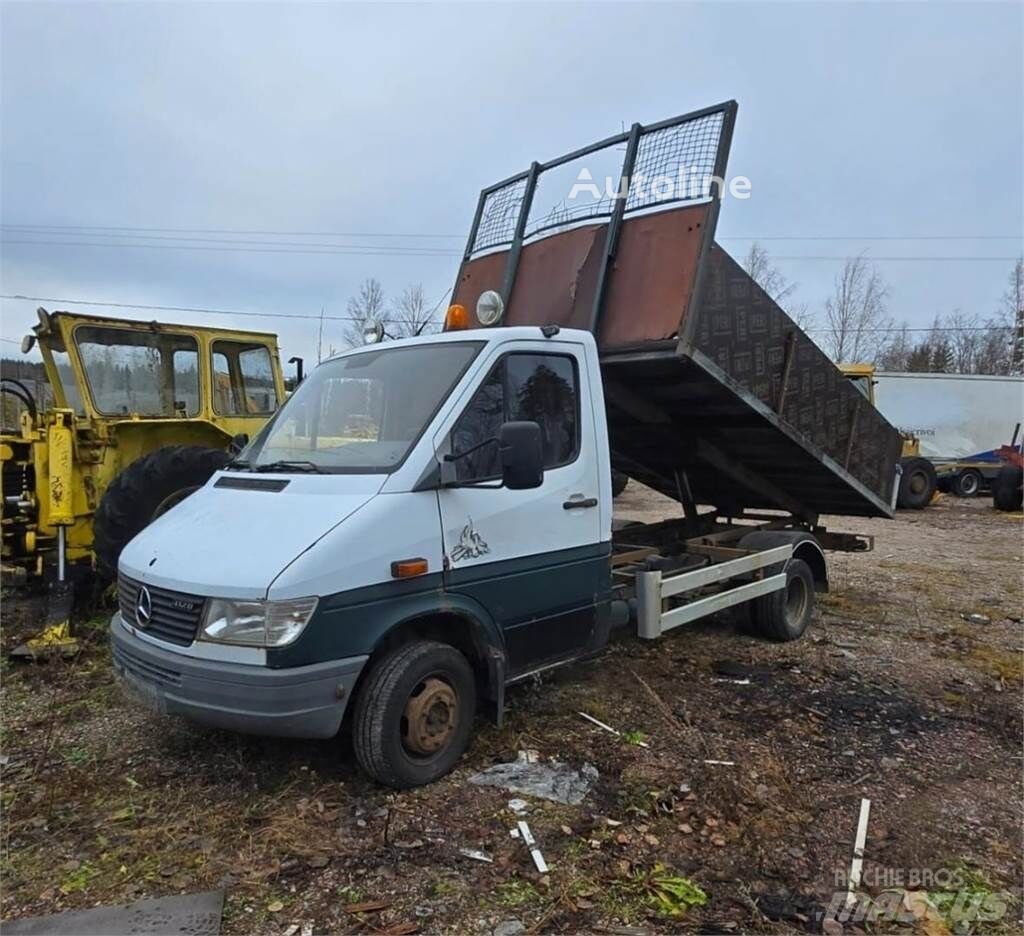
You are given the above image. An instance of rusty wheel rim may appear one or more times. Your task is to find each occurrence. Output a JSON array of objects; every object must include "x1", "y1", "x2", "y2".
[{"x1": 402, "y1": 677, "x2": 458, "y2": 756}]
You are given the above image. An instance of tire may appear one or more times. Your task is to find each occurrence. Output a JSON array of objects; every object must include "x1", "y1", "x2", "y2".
[
  {"x1": 352, "y1": 639, "x2": 476, "y2": 789},
  {"x1": 992, "y1": 465, "x2": 1024, "y2": 512},
  {"x1": 93, "y1": 445, "x2": 229, "y2": 578},
  {"x1": 897, "y1": 457, "x2": 936, "y2": 510},
  {"x1": 611, "y1": 470, "x2": 629, "y2": 498},
  {"x1": 952, "y1": 469, "x2": 982, "y2": 498},
  {"x1": 749, "y1": 558, "x2": 815, "y2": 642}
]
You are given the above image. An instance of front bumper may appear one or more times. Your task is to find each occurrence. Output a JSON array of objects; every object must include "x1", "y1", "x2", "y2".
[{"x1": 110, "y1": 615, "x2": 367, "y2": 739}]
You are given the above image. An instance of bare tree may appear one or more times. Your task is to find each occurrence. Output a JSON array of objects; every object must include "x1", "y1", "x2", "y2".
[
  {"x1": 742, "y1": 242, "x2": 816, "y2": 332},
  {"x1": 342, "y1": 277, "x2": 387, "y2": 348},
  {"x1": 389, "y1": 284, "x2": 440, "y2": 339},
  {"x1": 870, "y1": 306, "x2": 1016, "y2": 375},
  {"x1": 1001, "y1": 256, "x2": 1023, "y2": 373},
  {"x1": 821, "y1": 254, "x2": 891, "y2": 363},
  {"x1": 743, "y1": 242, "x2": 797, "y2": 304}
]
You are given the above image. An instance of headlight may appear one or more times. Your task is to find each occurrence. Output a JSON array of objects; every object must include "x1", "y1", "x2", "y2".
[{"x1": 201, "y1": 597, "x2": 318, "y2": 647}]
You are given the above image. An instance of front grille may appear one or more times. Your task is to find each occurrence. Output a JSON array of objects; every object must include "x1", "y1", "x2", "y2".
[
  {"x1": 113, "y1": 642, "x2": 182, "y2": 687},
  {"x1": 118, "y1": 575, "x2": 205, "y2": 646}
]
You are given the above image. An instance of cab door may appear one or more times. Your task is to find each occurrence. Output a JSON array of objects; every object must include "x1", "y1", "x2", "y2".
[{"x1": 436, "y1": 340, "x2": 606, "y2": 675}]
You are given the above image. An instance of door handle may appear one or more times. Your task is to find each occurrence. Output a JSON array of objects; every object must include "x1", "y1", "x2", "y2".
[{"x1": 563, "y1": 497, "x2": 598, "y2": 510}]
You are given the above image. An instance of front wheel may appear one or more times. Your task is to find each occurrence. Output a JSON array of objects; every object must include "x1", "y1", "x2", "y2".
[
  {"x1": 748, "y1": 558, "x2": 815, "y2": 642},
  {"x1": 352, "y1": 640, "x2": 476, "y2": 788}
]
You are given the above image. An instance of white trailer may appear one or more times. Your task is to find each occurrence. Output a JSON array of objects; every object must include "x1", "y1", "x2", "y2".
[{"x1": 872, "y1": 372, "x2": 1024, "y2": 496}]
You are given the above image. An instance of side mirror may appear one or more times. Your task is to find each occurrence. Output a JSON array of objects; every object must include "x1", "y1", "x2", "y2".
[
  {"x1": 228, "y1": 433, "x2": 249, "y2": 456},
  {"x1": 499, "y1": 421, "x2": 544, "y2": 490}
]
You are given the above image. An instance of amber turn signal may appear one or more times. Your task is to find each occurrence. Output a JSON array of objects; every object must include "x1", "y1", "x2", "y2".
[
  {"x1": 444, "y1": 303, "x2": 471, "y2": 331},
  {"x1": 391, "y1": 558, "x2": 429, "y2": 578}
]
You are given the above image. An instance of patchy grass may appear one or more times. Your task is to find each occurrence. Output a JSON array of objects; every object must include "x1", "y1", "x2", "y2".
[
  {"x1": 929, "y1": 864, "x2": 1019, "y2": 934},
  {"x1": 603, "y1": 865, "x2": 707, "y2": 922}
]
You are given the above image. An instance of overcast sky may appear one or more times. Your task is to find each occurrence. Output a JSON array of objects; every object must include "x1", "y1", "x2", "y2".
[{"x1": 2, "y1": 1, "x2": 1021, "y2": 370}]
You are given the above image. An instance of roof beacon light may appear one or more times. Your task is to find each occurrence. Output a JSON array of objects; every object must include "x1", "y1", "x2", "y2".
[
  {"x1": 476, "y1": 290, "x2": 504, "y2": 327},
  {"x1": 362, "y1": 320, "x2": 385, "y2": 344},
  {"x1": 444, "y1": 304, "x2": 470, "y2": 331}
]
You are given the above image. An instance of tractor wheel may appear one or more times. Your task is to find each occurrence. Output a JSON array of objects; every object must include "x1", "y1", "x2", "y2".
[
  {"x1": 897, "y1": 457, "x2": 936, "y2": 510},
  {"x1": 611, "y1": 470, "x2": 629, "y2": 498},
  {"x1": 992, "y1": 465, "x2": 1024, "y2": 512},
  {"x1": 94, "y1": 445, "x2": 229, "y2": 578}
]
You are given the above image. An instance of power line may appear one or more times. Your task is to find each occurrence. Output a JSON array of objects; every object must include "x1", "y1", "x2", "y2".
[
  {"x1": 3, "y1": 222, "x2": 1021, "y2": 242},
  {"x1": 0, "y1": 293, "x2": 1013, "y2": 333},
  {"x1": 1, "y1": 228, "x2": 461, "y2": 253},
  {"x1": 0, "y1": 294, "x2": 411, "y2": 324},
  {"x1": 1, "y1": 223, "x2": 464, "y2": 239},
  {"x1": 0, "y1": 239, "x2": 460, "y2": 258},
  {"x1": 2, "y1": 239, "x2": 1014, "y2": 262}
]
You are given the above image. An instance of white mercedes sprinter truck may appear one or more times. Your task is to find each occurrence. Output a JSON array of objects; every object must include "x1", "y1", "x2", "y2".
[
  {"x1": 110, "y1": 324, "x2": 860, "y2": 788},
  {"x1": 111, "y1": 102, "x2": 902, "y2": 788}
]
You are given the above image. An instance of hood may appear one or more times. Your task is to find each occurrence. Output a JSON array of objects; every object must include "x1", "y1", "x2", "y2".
[{"x1": 118, "y1": 472, "x2": 385, "y2": 598}]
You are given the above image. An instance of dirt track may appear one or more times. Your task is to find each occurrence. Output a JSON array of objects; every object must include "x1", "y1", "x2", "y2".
[{"x1": 1, "y1": 489, "x2": 1022, "y2": 934}]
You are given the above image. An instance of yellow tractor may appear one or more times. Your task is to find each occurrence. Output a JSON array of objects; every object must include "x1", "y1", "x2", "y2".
[
  {"x1": 1, "y1": 308, "x2": 288, "y2": 657},
  {"x1": 840, "y1": 362, "x2": 937, "y2": 509}
]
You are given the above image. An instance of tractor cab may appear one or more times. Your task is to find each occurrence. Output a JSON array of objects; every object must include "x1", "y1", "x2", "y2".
[{"x1": 23, "y1": 308, "x2": 284, "y2": 434}]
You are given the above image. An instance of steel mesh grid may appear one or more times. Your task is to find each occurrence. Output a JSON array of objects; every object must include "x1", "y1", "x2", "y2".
[
  {"x1": 523, "y1": 190, "x2": 616, "y2": 238},
  {"x1": 472, "y1": 177, "x2": 528, "y2": 253},
  {"x1": 626, "y1": 111, "x2": 725, "y2": 211}
]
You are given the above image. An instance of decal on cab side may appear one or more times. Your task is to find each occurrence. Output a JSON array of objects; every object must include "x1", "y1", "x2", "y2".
[{"x1": 450, "y1": 517, "x2": 489, "y2": 563}]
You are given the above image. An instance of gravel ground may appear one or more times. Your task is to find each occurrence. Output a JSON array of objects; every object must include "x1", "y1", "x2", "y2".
[{"x1": 1, "y1": 488, "x2": 1021, "y2": 934}]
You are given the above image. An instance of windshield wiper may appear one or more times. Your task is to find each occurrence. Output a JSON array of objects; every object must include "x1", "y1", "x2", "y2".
[
  {"x1": 224, "y1": 459, "x2": 253, "y2": 471},
  {"x1": 253, "y1": 460, "x2": 325, "y2": 474}
]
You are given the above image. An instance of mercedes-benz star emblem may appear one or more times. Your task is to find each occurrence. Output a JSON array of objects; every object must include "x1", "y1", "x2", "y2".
[{"x1": 135, "y1": 586, "x2": 153, "y2": 628}]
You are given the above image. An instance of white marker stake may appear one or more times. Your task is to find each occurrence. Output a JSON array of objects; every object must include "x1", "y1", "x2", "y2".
[
  {"x1": 578, "y1": 711, "x2": 651, "y2": 747},
  {"x1": 517, "y1": 820, "x2": 549, "y2": 873},
  {"x1": 845, "y1": 797, "x2": 871, "y2": 909}
]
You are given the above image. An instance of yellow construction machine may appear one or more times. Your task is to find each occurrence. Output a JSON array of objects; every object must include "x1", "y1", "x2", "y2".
[
  {"x1": 840, "y1": 362, "x2": 937, "y2": 509},
  {"x1": 1, "y1": 308, "x2": 288, "y2": 657}
]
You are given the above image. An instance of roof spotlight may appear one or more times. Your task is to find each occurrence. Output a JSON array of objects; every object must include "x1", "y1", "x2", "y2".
[
  {"x1": 476, "y1": 290, "x2": 505, "y2": 327},
  {"x1": 362, "y1": 320, "x2": 385, "y2": 344}
]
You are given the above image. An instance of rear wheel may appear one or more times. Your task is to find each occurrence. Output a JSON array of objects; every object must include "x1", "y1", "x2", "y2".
[
  {"x1": 352, "y1": 640, "x2": 476, "y2": 788},
  {"x1": 952, "y1": 468, "x2": 982, "y2": 498},
  {"x1": 992, "y1": 465, "x2": 1023, "y2": 512},
  {"x1": 749, "y1": 558, "x2": 815, "y2": 642},
  {"x1": 897, "y1": 457, "x2": 936, "y2": 510},
  {"x1": 93, "y1": 445, "x2": 229, "y2": 578}
]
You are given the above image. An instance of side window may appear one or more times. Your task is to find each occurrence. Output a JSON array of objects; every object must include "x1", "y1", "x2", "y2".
[
  {"x1": 212, "y1": 342, "x2": 277, "y2": 415},
  {"x1": 451, "y1": 352, "x2": 579, "y2": 482},
  {"x1": 212, "y1": 351, "x2": 234, "y2": 414},
  {"x1": 172, "y1": 348, "x2": 199, "y2": 416},
  {"x1": 239, "y1": 347, "x2": 276, "y2": 414}
]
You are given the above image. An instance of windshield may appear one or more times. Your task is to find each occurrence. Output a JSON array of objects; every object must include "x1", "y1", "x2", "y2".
[
  {"x1": 75, "y1": 325, "x2": 200, "y2": 417},
  {"x1": 241, "y1": 341, "x2": 483, "y2": 473}
]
